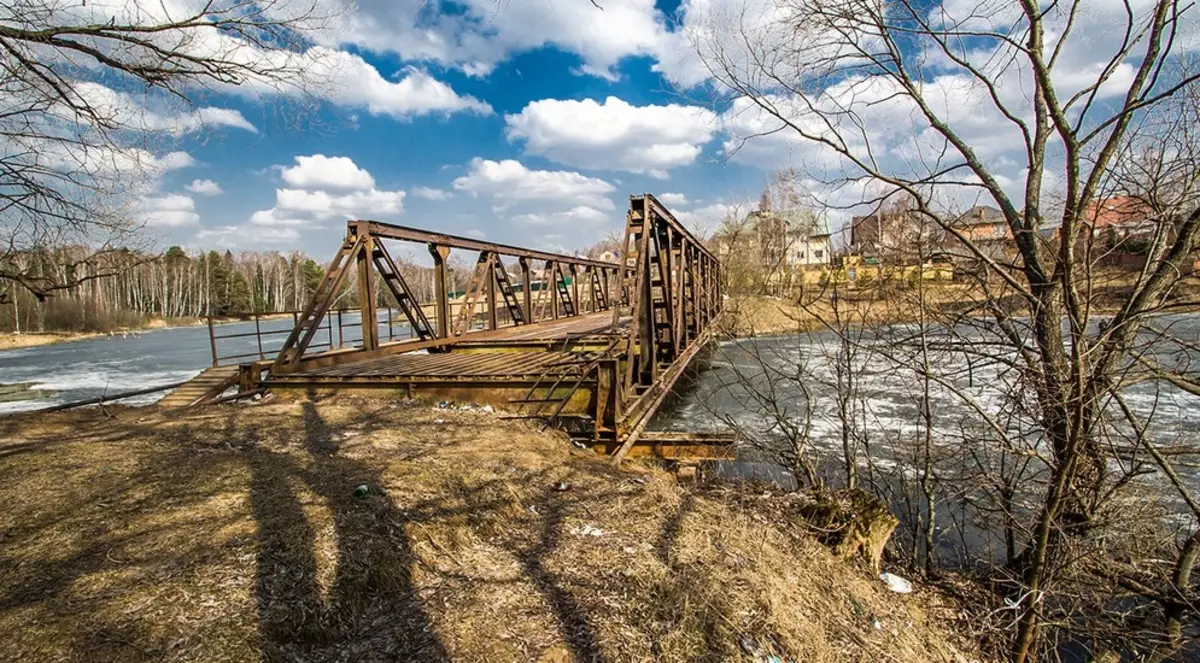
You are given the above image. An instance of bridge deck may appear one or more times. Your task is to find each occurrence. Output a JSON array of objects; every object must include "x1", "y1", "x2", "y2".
[
  {"x1": 455, "y1": 311, "x2": 628, "y2": 342},
  {"x1": 270, "y1": 312, "x2": 626, "y2": 384},
  {"x1": 280, "y1": 350, "x2": 578, "y2": 382}
]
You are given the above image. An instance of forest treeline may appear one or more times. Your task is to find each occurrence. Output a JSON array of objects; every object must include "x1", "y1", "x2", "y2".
[{"x1": 0, "y1": 245, "x2": 508, "y2": 334}]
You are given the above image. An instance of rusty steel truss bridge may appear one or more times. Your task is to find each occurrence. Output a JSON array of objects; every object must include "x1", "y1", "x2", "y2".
[{"x1": 195, "y1": 194, "x2": 727, "y2": 461}]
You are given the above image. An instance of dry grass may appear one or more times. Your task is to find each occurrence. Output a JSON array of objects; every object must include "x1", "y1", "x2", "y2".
[
  {"x1": 0, "y1": 331, "x2": 101, "y2": 350},
  {"x1": 0, "y1": 396, "x2": 984, "y2": 662}
]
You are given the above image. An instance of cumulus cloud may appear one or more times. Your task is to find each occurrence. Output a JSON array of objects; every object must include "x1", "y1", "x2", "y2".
[
  {"x1": 274, "y1": 187, "x2": 405, "y2": 219},
  {"x1": 674, "y1": 202, "x2": 739, "y2": 236},
  {"x1": 246, "y1": 154, "x2": 404, "y2": 239},
  {"x1": 453, "y1": 158, "x2": 616, "y2": 210},
  {"x1": 67, "y1": 82, "x2": 257, "y2": 135},
  {"x1": 657, "y1": 192, "x2": 689, "y2": 206},
  {"x1": 138, "y1": 194, "x2": 200, "y2": 227},
  {"x1": 412, "y1": 186, "x2": 452, "y2": 201},
  {"x1": 281, "y1": 155, "x2": 376, "y2": 191},
  {"x1": 186, "y1": 179, "x2": 223, "y2": 196},
  {"x1": 510, "y1": 206, "x2": 611, "y2": 226},
  {"x1": 332, "y1": 0, "x2": 669, "y2": 80},
  {"x1": 506, "y1": 97, "x2": 716, "y2": 177}
]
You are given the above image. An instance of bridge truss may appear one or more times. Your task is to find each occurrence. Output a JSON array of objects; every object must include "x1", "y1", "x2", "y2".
[{"x1": 254, "y1": 194, "x2": 724, "y2": 456}]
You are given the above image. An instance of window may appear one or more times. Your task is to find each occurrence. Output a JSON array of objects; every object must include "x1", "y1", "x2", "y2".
[{"x1": 815, "y1": 250, "x2": 823, "y2": 258}]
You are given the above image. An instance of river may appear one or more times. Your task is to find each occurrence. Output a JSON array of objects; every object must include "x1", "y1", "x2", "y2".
[{"x1": 0, "y1": 313, "x2": 391, "y2": 412}]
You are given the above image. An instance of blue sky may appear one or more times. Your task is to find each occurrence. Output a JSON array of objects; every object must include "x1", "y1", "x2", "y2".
[
  {"x1": 114, "y1": 0, "x2": 1195, "y2": 259},
  {"x1": 138, "y1": 0, "x2": 774, "y2": 258}
]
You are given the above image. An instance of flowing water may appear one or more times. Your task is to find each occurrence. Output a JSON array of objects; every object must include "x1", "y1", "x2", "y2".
[{"x1": 0, "y1": 313, "x2": 397, "y2": 412}]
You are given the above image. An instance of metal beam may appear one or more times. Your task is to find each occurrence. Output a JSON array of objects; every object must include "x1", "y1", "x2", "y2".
[{"x1": 359, "y1": 220, "x2": 619, "y2": 270}]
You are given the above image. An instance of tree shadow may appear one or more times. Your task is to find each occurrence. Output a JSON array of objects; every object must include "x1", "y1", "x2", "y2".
[
  {"x1": 650, "y1": 492, "x2": 735, "y2": 662},
  {"x1": 518, "y1": 487, "x2": 606, "y2": 663},
  {"x1": 246, "y1": 401, "x2": 450, "y2": 661}
]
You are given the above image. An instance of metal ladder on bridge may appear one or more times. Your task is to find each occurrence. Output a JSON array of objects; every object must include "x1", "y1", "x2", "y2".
[
  {"x1": 504, "y1": 335, "x2": 619, "y2": 429},
  {"x1": 273, "y1": 235, "x2": 361, "y2": 368},
  {"x1": 373, "y1": 243, "x2": 437, "y2": 340},
  {"x1": 555, "y1": 269, "x2": 576, "y2": 316},
  {"x1": 491, "y1": 258, "x2": 527, "y2": 325}
]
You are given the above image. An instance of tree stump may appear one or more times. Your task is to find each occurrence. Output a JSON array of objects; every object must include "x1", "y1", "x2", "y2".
[{"x1": 798, "y1": 489, "x2": 899, "y2": 574}]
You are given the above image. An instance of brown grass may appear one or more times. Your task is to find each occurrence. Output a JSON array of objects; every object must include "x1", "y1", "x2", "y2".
[{"x1": 0, "y1": 397, "x2": 983, "y2": 662}]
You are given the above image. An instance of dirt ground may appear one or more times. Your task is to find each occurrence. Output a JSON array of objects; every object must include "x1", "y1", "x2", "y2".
[{"x1": 0, "y1": 396, "x2": 982, "y2": 662}]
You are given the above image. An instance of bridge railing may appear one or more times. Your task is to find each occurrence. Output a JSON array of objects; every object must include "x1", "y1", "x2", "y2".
[
  {"x1": 205, "y1": 307, "x2": 427, "y2": 367},
  {"x1": 268, "y1": 221, "x2": 629, "y2": 375}
]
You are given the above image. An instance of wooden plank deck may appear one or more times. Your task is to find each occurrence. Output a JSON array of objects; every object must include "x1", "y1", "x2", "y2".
[
  {"x1": 455, "y1": 311, "x2": 629, "y2": 343},
  {"x1": 160, "y1": 366, "x2": 239, "y2": 408},
  {"x1": 283, "y1": 350, "x2": 578, "y2": 381}
]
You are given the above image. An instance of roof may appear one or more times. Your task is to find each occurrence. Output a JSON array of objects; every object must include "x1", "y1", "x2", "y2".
[
  {"x1": 953, "y1": 206, "x2": 1006, "y2": 227},
  {"x1": 1082, "y1": 196, "x2": 1151, "y2": 229}
]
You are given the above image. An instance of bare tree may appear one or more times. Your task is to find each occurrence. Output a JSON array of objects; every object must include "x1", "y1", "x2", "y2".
[
  {"x1": 0, "y1": 0, "x2": 335, "y2": 300},
  {"x1": 688, "y1": 1, "x2": 1200, "y2": 658}
]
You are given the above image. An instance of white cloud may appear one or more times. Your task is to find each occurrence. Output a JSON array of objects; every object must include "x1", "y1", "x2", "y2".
[
  {"x1": 322, "y1": 61, "x2": 492, "y2": 118},
  {"x1": 68, "y1": 82, "x2": 257, "y2": 135},
  {"x1": 275, "y1": 187, "x2": 405, "y2": 219},
  {"x1": 249, "y1": 155, "x2": 404, "y2": 233},
  {"x1": 281, "y1": 155, "x2": 375, "y2": 191},
  {"x1": 674, "y1": 202, "x2": 739, "y2": 236},
  {"x1": 333, "y1": 0, "x2": 669, "y2": 80},
  {"x1": 55, "y1": 1, "x2": 490, "y2": 120},
  {"x1": 412, "y1": 186, "x2": 452, "y2": 201},
  {"x1": 186, "y1": 179, "x2": 223, "y2": 196},
  {"x1": 453, "y1": 158, "x2": 616, "y2": 210},
  {"x1": 138, "y1": 194, "x2": 200, "y2": 227},
  {"x1": 195, "y1": 224, "x2": 299, "y2": 247},
  {"x1": 511, "y1": 206, "x2": 611, "y2": 226},
  {"x1": 657, "y1": 192, "x2": 689, "y2": 207},
  {"x1": 506, "y1": 97, "x2": 716, "y2": 177}
]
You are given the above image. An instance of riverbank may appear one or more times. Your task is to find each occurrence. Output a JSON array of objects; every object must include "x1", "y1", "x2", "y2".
[
  {"x1": 722, "y1": 277, "x2": 1200, "y2": 338},
  {"x1": 0, "y1": 396, "x2": 984, "y2": 662},
  {"x1": 0, "y1": 315, "x2": 233, "y2": 351}
]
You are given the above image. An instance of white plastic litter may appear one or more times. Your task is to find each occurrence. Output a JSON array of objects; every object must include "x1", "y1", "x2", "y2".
[
  {"x1": 569, "y1": 524, "x2": 605, "y2": 537},
  {"x1": 880, "y1": 572, "x2": 913, "y2": 593}
]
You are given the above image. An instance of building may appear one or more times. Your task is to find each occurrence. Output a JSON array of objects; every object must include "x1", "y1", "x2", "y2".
[
  {"x1": 708, "y1": 208, "x2": 834, "y2": 294},
  {"x1": 1081, "y1": 196, "x2": 1156, "y2": 241},
  {"x1": 947, "y1": 205, "x2": 1014, "y2": 262},
  {"x1": 849, "y1": 208, "x2": 942, "y2": 262},
  {"x1": 746, "y1": 209, "x2": 832, "y2": 268}
]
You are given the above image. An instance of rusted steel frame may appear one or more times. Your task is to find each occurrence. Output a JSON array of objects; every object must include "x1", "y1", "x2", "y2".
[
  {"x1": 356, "y1": 227, "x2": 380, "y2": 351},
  {"x1": 489, "y1": 256, "x2": 525, "y2": 325},
  {"x1": 454, "y1": 252, "x2": 493, "y2": 335},
  {"x1": 625, "y1": 197, "x2": 654, "y2": 395},
  {"x1": 358, "y1": 220, "x2": 618, "y2": 271},
  {"x1": 688, "y1": 245, "x2": 701, "y2": 341},
  {"x1": 428, "y1": 244, "x2": 451, "y2": 338},
  {"x1": 672, "y1": 233, "x2": 686, "y2": 353},
  {"x1": 612, "y1": 208, "x2": 636, "y2": 328},
  {"x1": 588, "y1": 267, "x2": 600, "y2": 312},
  {"x1": 548, "y1": 260, "x2": 561, "y2": 319},
  {"x1": 271, "y1": 233, "x2": 363, "y2": 373},
  {"x1": 655, "y1": 217, "x2": 677, "y2": 364},
  {"x1": 207, "y1": 317, "x2": 219, "y2": 367},
  {"x1": 519, "y1": 257, "x2": 533, "y2": 323},
  {"x1": 612, "y1": 320, "x2": 718, "y2": 465},
  {"x1": 487, "y1": 254, "x2": 499, "y2": 330},
  {"x1": 631, "y1": 194, "x2": 717, "y2": 263},
  {"x1": 532, "y1": 261, "x2": 552, "y2": 321},
  {"x1": 276, "y1": 313, "x2": 609, "y2": 374},
  {"x1": 373, "y1": 240, "x2": 436, "y2": 339},
  {"x1": 570, "y1": 264, "x2": 580, "y2": 314}
]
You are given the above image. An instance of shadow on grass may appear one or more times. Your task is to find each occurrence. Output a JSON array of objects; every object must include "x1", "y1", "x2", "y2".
[{"x1": 247, "y1": 401, "x2": 450, "y2": 661}]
